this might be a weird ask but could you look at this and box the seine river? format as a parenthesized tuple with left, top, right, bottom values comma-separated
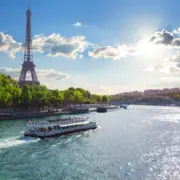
(0, 105, 180, 180)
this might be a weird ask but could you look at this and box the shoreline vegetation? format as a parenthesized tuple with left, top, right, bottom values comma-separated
(1, 73, 180, 120)
(0, 73, 110, 119)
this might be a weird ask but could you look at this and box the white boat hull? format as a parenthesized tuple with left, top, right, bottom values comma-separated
(24, 123, 97, 138)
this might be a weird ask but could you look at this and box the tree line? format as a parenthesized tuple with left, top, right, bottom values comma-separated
(0, 73, 110, 110)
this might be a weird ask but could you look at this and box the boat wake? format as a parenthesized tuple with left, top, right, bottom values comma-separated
(97, 125, 102, 129)
(76, 134, 82, 138)
(0, 136, 40, 149)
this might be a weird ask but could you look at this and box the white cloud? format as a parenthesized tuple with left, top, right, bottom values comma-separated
(150, 76, 180, 89)
(0, 67, 20, 78)
(0, 67, 70, 81)
(160, 76, 180, 82)
(37, 69, 70, 80)
(88, 45, 136, 60)
(167, 52, 180, 67)
(73, 22, 82, 27)
(32, 33, 88, 59)
(159, 53, 180, 74)
(143, 65, 156, 72)
(172, 27, 180, 35)
(0, 32, 22, 58)
(149, 29, 180, 47)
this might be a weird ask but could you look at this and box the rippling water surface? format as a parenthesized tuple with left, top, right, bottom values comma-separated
(1, 105, 180, 180)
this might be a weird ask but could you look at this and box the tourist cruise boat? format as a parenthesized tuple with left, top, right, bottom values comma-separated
(24, 117, 97, 138)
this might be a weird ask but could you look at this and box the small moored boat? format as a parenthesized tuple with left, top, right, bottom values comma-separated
(120, 105, 128, 109)
(97, 107, 107, 113)
(24, 117, 97, 138)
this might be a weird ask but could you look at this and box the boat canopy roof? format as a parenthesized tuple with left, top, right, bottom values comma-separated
(26, 117, 89, 128)
(48, 117, 89, 122)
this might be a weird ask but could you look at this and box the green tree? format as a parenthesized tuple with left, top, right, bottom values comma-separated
(64, 89, 74, 104)
(12, 84, 22, 108)
(73, 90, 85, 104)
(50, 89, 64, 111)
(102, 95, 110, 103)
(22, 85, 32, 109)
(92, 94, 102, 103)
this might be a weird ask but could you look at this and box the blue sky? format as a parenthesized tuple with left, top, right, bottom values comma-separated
(1, 0, 180, 94)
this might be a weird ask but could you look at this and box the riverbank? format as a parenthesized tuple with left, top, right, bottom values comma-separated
(0, 111, 69, 120)
(0, 104, 120, 120)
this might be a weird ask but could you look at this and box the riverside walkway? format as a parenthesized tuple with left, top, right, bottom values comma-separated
(0, 105, 120, 120)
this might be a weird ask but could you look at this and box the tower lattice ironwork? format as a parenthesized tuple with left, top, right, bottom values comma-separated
(18, 8, 40, 87)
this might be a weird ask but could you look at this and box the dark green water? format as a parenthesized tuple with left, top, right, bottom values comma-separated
(1, 105, 180, 180)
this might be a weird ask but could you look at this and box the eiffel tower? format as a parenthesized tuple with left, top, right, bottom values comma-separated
(18, 8, 40, 87)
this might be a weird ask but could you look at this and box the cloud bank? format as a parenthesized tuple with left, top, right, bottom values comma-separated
(0, 32, 89, 59)
(1, 27, 180, 61)
(0, 31, 137, 60)
(0, 67, 70, 81)
(144, 52, 180, 74)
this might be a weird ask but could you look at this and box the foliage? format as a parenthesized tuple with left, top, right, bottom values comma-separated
(102, 95, 110, 103)
(0, 73, 110, 110)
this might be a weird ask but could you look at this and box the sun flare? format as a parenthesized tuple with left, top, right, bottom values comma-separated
(137, 39, 163, 58)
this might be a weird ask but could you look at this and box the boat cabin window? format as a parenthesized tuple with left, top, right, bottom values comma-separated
(48, 127, 52, 131)
(40, 128, 47, 132)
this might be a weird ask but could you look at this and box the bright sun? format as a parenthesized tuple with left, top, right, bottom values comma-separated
(137, 39, 163, 58)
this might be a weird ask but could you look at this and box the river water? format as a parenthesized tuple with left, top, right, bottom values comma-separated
(0, 105, 180, 180)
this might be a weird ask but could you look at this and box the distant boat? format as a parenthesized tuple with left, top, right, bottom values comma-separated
(97, 107, 107, 113)
(24, 117, 97, 138)
(120, 105, 128, 109)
